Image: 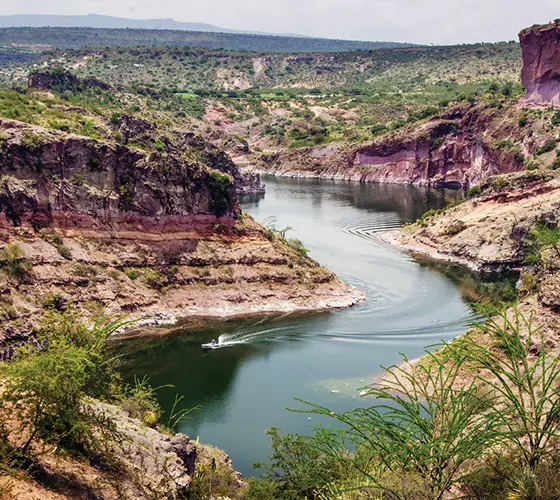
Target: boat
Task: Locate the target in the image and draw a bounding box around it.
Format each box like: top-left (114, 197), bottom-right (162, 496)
top-left (201, 341), bottom-right (220, 349)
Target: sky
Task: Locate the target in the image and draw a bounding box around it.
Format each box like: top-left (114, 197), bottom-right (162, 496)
top-left (3, 0), bottom-right (559, 45)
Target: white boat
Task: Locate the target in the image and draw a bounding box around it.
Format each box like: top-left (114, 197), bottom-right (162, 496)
top-left (201, 342), bottom-right (220, 349)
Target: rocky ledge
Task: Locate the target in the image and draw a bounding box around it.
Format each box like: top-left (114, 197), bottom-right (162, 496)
top-left (383, 171), bottom-right (560, 272)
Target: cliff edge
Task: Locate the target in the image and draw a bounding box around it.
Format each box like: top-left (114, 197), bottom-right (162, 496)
top-left (520, 20), bottom-right (560, 107)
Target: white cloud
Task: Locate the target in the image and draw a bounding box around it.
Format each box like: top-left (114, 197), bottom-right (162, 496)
top-left (2, 0), bottom-right (558, 44)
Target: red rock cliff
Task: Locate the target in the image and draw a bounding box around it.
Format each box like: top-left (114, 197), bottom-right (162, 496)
top-left (519, 20), bottom-right (560, 107)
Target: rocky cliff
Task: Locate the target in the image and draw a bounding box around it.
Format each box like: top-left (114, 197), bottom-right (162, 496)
top-left (0, 118), bottom-right (239, 231)
top-left (519, 20), bottom-right (560, 107)
top-left (252, 102), bottom-right (529, 188)
top-left (0, 118), bottom-right (362, 354)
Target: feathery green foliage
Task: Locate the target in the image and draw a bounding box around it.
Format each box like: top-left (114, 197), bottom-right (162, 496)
top-left (253, 307), bottom-right (560, 499)
top-left (0, 313), bottom-right (128, 454)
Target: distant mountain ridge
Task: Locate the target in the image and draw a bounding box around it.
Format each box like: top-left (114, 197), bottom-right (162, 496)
top-left (0, 26), bottom-right (414, 53)
top-left (0, 13), bottom-right (305, 37)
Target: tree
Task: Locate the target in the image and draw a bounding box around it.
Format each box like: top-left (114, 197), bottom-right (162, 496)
top-left (290, 346), bottom-right (503, 499)
top-left (447, 308), bottom-right (560, 470)
top-left (0, 314), bottom-right (126, 454)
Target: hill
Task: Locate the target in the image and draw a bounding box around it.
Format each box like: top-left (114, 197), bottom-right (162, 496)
top-left (0, 13), bottom-right (304, 37)
top-left (0, 26), bottom-right (413, 53)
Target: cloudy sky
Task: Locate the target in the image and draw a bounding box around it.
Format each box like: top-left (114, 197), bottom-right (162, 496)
top-left (4, 0), bottom-right (559, 44)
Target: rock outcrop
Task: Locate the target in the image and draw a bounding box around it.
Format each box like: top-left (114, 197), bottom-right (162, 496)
top-left (28, 69), bottom-right (111, 92)
top-left (0, 118), bottom-right (240, 231)
top-left (519, 20), bottom-right (560, 107)
top-left (251, 103), bottom-right (527, 188)
top-left (385, 170), bottom-right (560, 272)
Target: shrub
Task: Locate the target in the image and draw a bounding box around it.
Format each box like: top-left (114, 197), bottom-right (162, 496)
top-left (524, 222), bottom-right (560, 266)
top-left (443, 219), bottom-right (467, 236)
top-left (468, 185), bottom-right (482, 197)
top-left (0, 244), bottom-right (32, 282)
top-left (120, 376), bottom-right (162, 428)
top-left (518, 115), bottom-right (528, 127)
top-left (57, 245), bottom-right (72, 260)
top-left (447, 309), bottom-right (560, 470)
top-left (288, 238), bottom-right (309, 259)
top-left (143, 266), bottom-right (178, 289)
top-left (535, 139), bottom-right (558, 156)
top-left (21, 131), bottom-right (43, 150)
top-left (289, 339), bottom-right (503, 499)
top-left (154, 138), bottom-right (166, 152)
top-left (0, 314), bottom-right (126, 454)
top-left (501, 82), bottom-right (513, 97)
top-left (370, 123), bottom-right (387, 135)
top-left (208, 170), bottom-right (233, 218)
top-left (42, 292), bottom-right (67, 311)
top-left (144, 269), bottom-right (168, 289)
top-left (525, 159), bottom-right (539, 171)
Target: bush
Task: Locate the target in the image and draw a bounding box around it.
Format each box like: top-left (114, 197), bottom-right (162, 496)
top-left (57, 245), bottom-right (72, 260)
top-left (0, 313), bottom-right (126, 454)
top-left (0, 244), bottom-right (32, 282)
top-left (525, 159), bottom-right (539, 171)
top-left (501, 82), bottom-right (513, 97)
top-left (287, 238), bottom-right (309, 259)
top-left (448, 309), bottom-right (560, 470)
top-left (370, 123), bottom-right (387, 135)
top-left (257, 307), bottom-right (560, 498)
top-left (143, 266), bottom-right (178, 289)
top-left (535, 139), bottom-right (558, 156)
top-left (467, 185), bottom-right (482, 197)
top-left (287, 337), bottom-right (503, 499)
top-left (208, 170), bottom-right (233, 218)
top-left (42, 292), bottom-right (67, 311)
top-left (443, 219), bottom-right (467, 236)
top-left (120, 376), bottom-right (162, 428)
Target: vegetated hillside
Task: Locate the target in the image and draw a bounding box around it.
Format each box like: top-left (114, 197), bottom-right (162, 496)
top-left (0, 27), bottom-right (412, 53)
top-left (0, 41), bottom-right (522, 152)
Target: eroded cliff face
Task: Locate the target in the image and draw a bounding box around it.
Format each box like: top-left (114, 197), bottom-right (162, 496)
top-left (520, 20), bottom-right (560, 107)
top-left (0, 118), bottom-right (240, 230)
top-left (0, 118), bottom-right (362, 354)
top-left (253, 103), bottom-right (527, 188)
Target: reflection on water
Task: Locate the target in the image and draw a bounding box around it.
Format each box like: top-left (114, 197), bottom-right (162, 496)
top-left (115, 177), bottom-right (508, 477)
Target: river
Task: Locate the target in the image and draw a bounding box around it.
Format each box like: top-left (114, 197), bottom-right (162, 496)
top-left (115, 177), bottom-right (513, 477)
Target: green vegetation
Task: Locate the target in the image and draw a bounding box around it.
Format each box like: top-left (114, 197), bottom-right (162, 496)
top-left (249, 307), bottom-right (560, 499)
top-left (0, 244), bottom-right (32, 282)
top-left (209, 170), bottom-right (234, 218)
top-left (143, 266), bottom-right (179, 290)
top-left (0, 314), bottom-right (124, 454)
top-left (523, 222), bottom-right (560, 266)
top-left (0, 27), bottom-right (411, 53)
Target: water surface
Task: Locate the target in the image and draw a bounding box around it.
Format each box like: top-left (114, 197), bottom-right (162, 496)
top-left (116, 178), bottom-right (493, 476)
